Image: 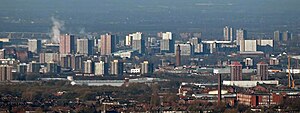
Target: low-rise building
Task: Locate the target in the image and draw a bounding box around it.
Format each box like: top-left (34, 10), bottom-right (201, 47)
top-left (112, 50), bottom-right (138, 58)
top-left (130, 68), bottom-right (141, 74)
top-left (237, 93), bottom-right (287, 107)
top-left (223, 80), bottom-right (279, 88)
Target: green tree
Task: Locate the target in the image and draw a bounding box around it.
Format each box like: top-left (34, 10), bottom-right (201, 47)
top-left (237, 104), bottom-right (249, 113)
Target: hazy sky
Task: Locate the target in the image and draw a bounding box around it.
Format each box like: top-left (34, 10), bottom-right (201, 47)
top-left (0, 0), bottom-right (299, 38)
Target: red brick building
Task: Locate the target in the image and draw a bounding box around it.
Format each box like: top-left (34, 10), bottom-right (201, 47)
top-left (237, 92), bottom-right (298, 107)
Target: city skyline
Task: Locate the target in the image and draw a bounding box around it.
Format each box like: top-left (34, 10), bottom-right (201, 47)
top-left (0, 0), bottom-right (300, 112)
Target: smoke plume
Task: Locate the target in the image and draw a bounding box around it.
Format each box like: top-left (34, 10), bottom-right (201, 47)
top-left (50, 17), bottom-right (64, 43)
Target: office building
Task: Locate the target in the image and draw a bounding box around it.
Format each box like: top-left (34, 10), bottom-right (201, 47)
top-left (229, 27), bottom-right (235, 42)
top-left (110, 60), bottom-right (123, 76)
top-left (257, 62), bottom-right (269, 80)
top-left (141, 61), bottom-right (153, 74)
top-left (175, 45), bottom-right (181, 66)
top-left (189, 37), bottom-right (201, 45)
top-left (243, 58), bottom-right (253, 67)
top-left (39, 52), bottom-right (60, 63)
top-left (17, 63), bottom-right (27, 73)
top-left (160, 32), bottom-right (174, 53)
top-left (282, 31), bottom-right (292, 41)
top-left (131, 32), bottom-right (145, 54)
top-left (46, 61), bottom-right (60, 74)
top-left (162, 32), bottom-right (172, 40)
top-left (274, 31), bottom-right (282, 41)
top-left (209, 42), bottom-right (218, 53)
top-left (28, 39), bottom-right (41, 54)
top-left (236, 29), bottom-right (247, 45)
top-left (94, 61), bottom-right (108, 76)
top-left (71, 54), bottom-right (83, 71)
top-left (94, 37), bottom-right (101, 46)
top-left (27, 61), bottom-right (41, 73)
top-left (189, 37), bottom-right (202, 54)
top-left (125, 34), bottom-right (133, 46)
top-left (160, 39), bottom-right (172, 53)
top-left (0, 49), bottom-right (5, 59)
top-left (224, 26), bottom-right (230, 41)
top-left (269, 58), bottom-right (279, 66)
top-left (175, 44), bottom-right (193, 56)
top-left (59, 34), bottom-right (75, 54)
top-left (230, 62), bottom-right (243, 81)
top-left (60, 54), bottom-right (72, 68)
top-left (76, 38), bottom-right (94, 55)
top-left (224, 26), bottom-right (235, 41)
top-left (84, 60), bottom-right (94, 74)
top-left (100, 33), bottom-right (116, 56)
top-left (194, 43), bottom-right (208, 54)
top-left (45, 43), bottom-right (59, 53)
top-left (0, 65), bottom-right (12, 81)
top-left (94, 39), bottom-right (101, 53)
top-left (147, 37), bottom-right (157, 47)
top-left (240, 40), bottom-right (257, 52)
top-left (257, 39), bottom-right (274, 47)
top-left (194, 44), bottom-right (202, 53)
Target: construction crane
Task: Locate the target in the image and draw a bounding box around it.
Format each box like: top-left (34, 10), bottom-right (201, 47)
top-left (287, 56), bottom-right (298, 88)
top-left (291, 74), bottom-right (295, 88)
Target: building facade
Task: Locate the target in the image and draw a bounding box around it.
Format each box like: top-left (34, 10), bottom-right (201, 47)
top-left (39, 52), bottom-right (60, 63)
top-left (0, 65), bottom-right (12, 81)
top-left (230, 62), bottom-right (243, 81)
top-left (257, 62), bottom-right (269, 80)
top-left (175, 45), bottom-right (181, 66)
top-left (76, 38), bottom-right (94, 55)
top-left (95, 61), bottom-right (108, 76)
top-left (71, 54), bottom-right (83, 71)
top-left (160, 32), bottom-right (174, 53)
top-left (282, 31), bottom-right (292, 41)
top-left (243, 58), bottom-right (253, 67)
top-left (46, 62), bottom-right (60, 74)
top-left (224, 26), bottom-right (235, 41)
top-left (131, 32), bottom-right (145, 54)
top-left (100, 33), bottom-right (116, 56)
top-left (236, 29), bottom-right (247, 46)
top-left (83, 60), bottom-right (94, 74)
top-left (0, 49), bottom-right (5, 59)
top-left (27, 61), bottom-right (41, 73)
top-left (59, 34), bottom-right (75, 54)
top-left (110, 60), bottom-right (123, 76)
top-left (141, 61), bottom-right (153, 74)
top-left (175, 44), bottom-right (193, 56)
top-left (241, 40), bottom-right (257, 52)
top-left (274, 31), bottom-right (282, 41)
top-left (60, 54), bottom-right (72, 68)
top-left (28, 39), bottom-right (41, 54)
